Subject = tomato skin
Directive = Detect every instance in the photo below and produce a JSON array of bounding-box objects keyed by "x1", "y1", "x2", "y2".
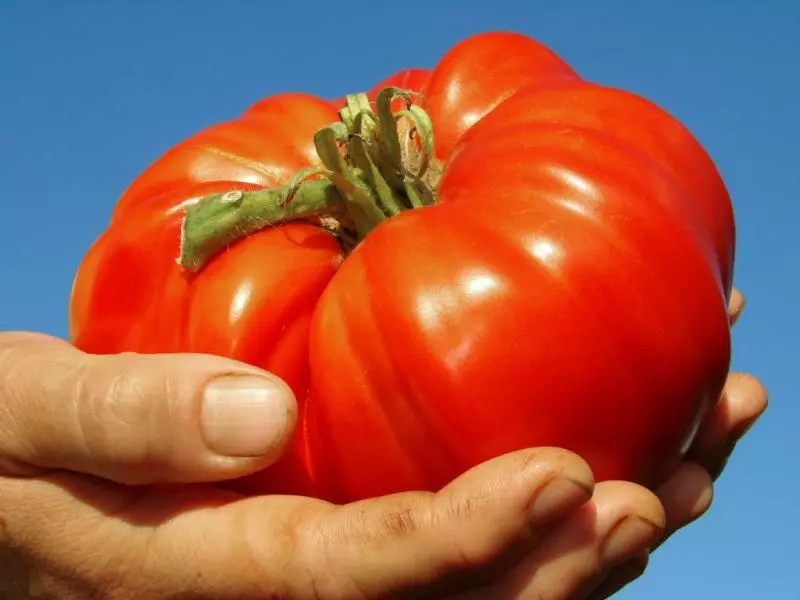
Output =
[
  {"x1": 302, "y1": 124, "x2": 730, "y2": 500},
  {"x1": 69, "y1": 31, "x2": 734, "y2": 503}
]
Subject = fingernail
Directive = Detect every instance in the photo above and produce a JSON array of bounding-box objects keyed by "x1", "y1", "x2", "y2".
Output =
[
  {"x1": 602, "y1": 516, "x2": 663, "y2": 567},
  {"x1": 530, "y1": 477, "x2": 593, "y2": 524},
  {"x1": 201, "y1": 375, "x2": 289, "y2": 457}
]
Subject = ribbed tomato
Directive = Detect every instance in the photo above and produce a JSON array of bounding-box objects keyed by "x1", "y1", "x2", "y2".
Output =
[{"x1": 69, "y1": 31, "x2": 734, "y2": 503}]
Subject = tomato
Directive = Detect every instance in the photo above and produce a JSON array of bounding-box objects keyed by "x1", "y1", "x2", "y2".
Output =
[{"x1": 69, "y1": 31, "x2": 734, "y2": 503}]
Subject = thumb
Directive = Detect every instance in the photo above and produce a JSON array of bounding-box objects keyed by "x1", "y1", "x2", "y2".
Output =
[{"x1": 0, "y1": 332, "x2": 297, "y2": 485}]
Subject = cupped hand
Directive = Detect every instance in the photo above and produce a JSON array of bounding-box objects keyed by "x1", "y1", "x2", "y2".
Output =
[
  {"x1": 0, "y1": 333, "x2": 667, "y2": 599},
  {"x1": 589, "y1": 288, "x2": 769, "y2": 599}
]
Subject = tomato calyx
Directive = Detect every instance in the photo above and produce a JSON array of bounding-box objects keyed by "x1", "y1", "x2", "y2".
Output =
[{"x1": 177, "y1": 87, "x2": 440, "y2": 273}]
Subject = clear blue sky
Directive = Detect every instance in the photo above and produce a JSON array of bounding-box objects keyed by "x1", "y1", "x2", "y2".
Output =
[{"x1": 1, "y1": 1, "x2": 797, "y2": 597}]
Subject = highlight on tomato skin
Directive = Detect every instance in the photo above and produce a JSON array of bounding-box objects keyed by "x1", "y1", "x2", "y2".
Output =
[{"x1": 68, "y1": 30, "x2": 735, "y2": 504}]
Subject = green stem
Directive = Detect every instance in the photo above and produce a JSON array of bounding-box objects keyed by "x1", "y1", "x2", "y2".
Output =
[
  {"x1": 340, "y1": 93, "x2": 373, "y2": 134},
  {"x1": 348, "y1": 112, "x2": 407, "y2": 216},
  {"x1": 312, "y1": 123, "x2": 349, "y2": 176},
  {"x1": 396, "y1": 104, "x2": 434, "y2": 181},
  {"x1": 178, "y1": 179, "x2": 340, "y2": 272},
  {"x1": 178, "y1": 86, "x2": 442, "y2": 272},
  {"x1": 404, "y1": 180, "x2": 426, "y2": 209},
  {"x1": 313, "y1": 125, "x2": 396, "y2": 235},
  {"x1": 375, "y1": 87, "x2": 408, "y2": 175}
]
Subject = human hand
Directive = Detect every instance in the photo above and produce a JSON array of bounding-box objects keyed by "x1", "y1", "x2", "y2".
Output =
[
  {"x1": 589, "y1": 288, "x2": 769, "y2": 598},
  {"x1": 0, "y1": 332, "x2": 667, "y2": 599}
]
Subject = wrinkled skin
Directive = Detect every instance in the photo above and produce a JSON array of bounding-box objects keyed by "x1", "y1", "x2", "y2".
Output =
[{"x1": 70, "y1": 31, "x2": 736, "y2": 503}]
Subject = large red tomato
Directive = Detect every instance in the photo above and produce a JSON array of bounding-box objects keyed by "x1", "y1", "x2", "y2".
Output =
[{"x1": 69, "y1": 31, "x2": 735, "y2": 503}]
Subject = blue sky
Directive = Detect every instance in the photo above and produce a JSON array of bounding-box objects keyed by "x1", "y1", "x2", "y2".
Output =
[{"x1": 1, "y1": 1, "x2": 797, "y2": 597}]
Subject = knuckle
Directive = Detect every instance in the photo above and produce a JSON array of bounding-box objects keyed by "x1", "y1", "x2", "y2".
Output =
[
  {"x1": 296, "y1": 500, "x2": 429, "y2": 599},
  {"x1": 341, "y1": 495, "x2": 431, "y2": 546},
  {"x1": 76, "y1": 354, "x2": 168, "y2": 477},
  {"x1": 439, "y1": 489, "x2": 486, "y2": 525},
  {"x1": 376, "y1": 507, "x2": 420, "y2": 538}
]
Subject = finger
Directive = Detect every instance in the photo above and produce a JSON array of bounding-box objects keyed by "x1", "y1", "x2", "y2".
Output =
[
  {"x1": 166, "y1": 448, "x2": 596, "y2": 598},
  {"x1": 306, "y1": 448, "x2": 596, "y2": 598},
  {"x1": 0, "y1": 448, "x2": 595, "y2": 599},
  {"x1": 495, "y1": 480, "x2": 665, "y2": 600},
  {"x1": 728, "y1": 288, "x2": 745, "y2": 325},
  {"x1": 656, "y1": 461, "x2": 713, "y2": 535},
  {"x1": 687, "y1": 372, "x2": 768, "y2": 479},
  {"x1": 0, "y1": 332, "x2": 296, "y2": 485},
  {"x1": 588, "y1": 465, "x2": 710, "y2": 599},
  {"x1": 644, "y1": 462, "x2": 713, "y2": 558},
  {"x1": 585, "y1": 551, "x2": 649, "y2": 600}
]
